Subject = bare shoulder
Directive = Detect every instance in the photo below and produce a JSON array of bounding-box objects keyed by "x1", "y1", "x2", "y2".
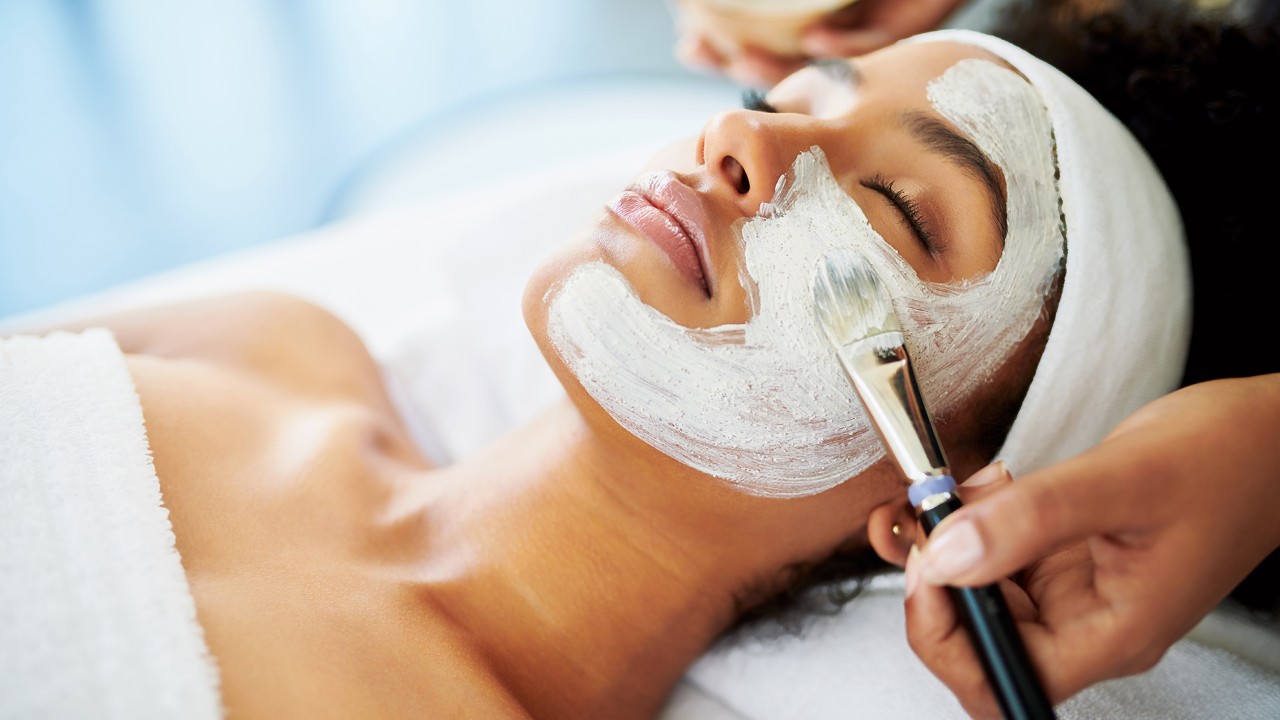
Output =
[
  {"x1": 160, "y1": 290, "x2": 390, "y2": 404},
  {"x1": 27, "y1": 289, "x2": 387, "y2": 405}
]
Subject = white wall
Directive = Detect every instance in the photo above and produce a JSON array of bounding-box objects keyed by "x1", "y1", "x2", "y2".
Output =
[{"x1": 0, "y1": 0, "x2": 688, "y2": 316}]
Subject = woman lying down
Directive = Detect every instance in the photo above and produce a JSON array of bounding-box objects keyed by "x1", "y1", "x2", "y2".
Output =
[{"x1": 1, "y1": 30, "x2": 1189, "y2": 720}]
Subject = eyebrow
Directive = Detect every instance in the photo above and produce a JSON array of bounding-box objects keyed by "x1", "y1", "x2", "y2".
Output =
[{"x1": 899, "y1": 110, "x2": 1008, "y2": 246}]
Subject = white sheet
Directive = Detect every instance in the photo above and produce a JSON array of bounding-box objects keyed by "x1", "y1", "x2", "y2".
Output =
[{"x1": 2, "y1": 138, "x2": 1277, "y2": 720}]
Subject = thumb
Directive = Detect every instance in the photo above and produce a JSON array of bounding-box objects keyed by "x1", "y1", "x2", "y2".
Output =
[{"x1": 918, "y1": 447, "x2": 1146, "y2": 587}]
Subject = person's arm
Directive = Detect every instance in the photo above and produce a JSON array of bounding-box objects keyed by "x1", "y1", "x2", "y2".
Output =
[
  {"x1": 899, "y1": 374, "x2": 1280, "y2": 718},
  {"x1": 672, "y1": 0, "x2": 968, "y2": 87}
]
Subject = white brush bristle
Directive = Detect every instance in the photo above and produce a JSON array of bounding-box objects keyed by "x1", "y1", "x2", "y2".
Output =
[{"x1": 811, "y1": 251, "x2": 900, "y2": 347}]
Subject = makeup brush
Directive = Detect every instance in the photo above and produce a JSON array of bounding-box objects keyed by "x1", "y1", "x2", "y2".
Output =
[{"x1": 811, "y1": 249, "x2": 1057, "y2": 720}]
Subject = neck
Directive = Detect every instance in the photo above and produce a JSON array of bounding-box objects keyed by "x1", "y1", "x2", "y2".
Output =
[{"x1": 394, "y1": 397, "x2": 840, "y2": 719}]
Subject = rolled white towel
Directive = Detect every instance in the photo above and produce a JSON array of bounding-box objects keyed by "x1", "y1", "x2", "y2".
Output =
[{"x1": 0, "y1": 329, "x2": 223, "y2": 720}]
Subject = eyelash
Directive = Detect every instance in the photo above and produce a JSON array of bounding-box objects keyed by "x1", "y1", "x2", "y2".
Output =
[
  {"x1": 740, "y1": 92, "x2": 935, "y2": 254},
  {"x1": 862, "y1": 174, "x2": 938, "y2": 254},
  {"x1": 741, "y1": 89, "x2": 779, "y2": 114}
]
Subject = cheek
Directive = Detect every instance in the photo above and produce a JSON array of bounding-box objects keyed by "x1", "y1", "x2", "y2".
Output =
[
  {"x1": 546, "y1": 259, "x2": 883, "y2": 497},
  {"x1": 541, "y1": 149, "x2": 899, "y2": 498}
]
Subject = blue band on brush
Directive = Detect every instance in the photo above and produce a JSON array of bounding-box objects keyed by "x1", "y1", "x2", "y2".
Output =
[{"x1": 908, "y1": 475, "x2": 957, "y2": 507}]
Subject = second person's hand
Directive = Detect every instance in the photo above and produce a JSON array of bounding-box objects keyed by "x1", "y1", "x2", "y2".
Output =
[
  {"x1": 903, "y1": 374, "x2": 1280, "y2": 718},
  {"x1": 673, "y1": 0, "x2": 969, "y2": 88}
]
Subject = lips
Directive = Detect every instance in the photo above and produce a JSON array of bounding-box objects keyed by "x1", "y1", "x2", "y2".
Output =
[{"x1": 607, "y1": 173, "x2": 713, "y2": 296}]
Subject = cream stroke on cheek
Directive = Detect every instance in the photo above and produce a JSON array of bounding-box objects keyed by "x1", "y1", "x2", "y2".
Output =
[{"x1": 546, "y1": 59, "x2": 1063, "y2": 497}]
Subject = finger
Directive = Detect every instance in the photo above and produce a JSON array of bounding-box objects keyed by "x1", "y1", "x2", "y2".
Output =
[
  {"x1": 857, "y1": 0, "x2": 966, "y2": 37},
  {"x1": 986, "y1": 537, "x2": 1172, "y2": 703},
  {"x1": 994, "y1": 575, "x2": 1038, "y2": 624},
  {"x1": 675, "y1": 34, "x2": 727, "y2": 73},
  {"x1": 954, "y1": 461, "x2": 1013, "y2": 505},
  {"x1": 903, "y1": 547, "x2": 1004, "y2": 719},
  {"x1": 724, "y1": 45, "x2": 804, "y2": 88},
  {"x1": 801, "y1": 26, "x2": 892, "y2": 58},
  {"x1": 1008, "y1": 595, "x2": 1168, "y2": 706},
  {"x1": 801, "y1": 0, "x2": 964, "y2": 57},
  {"x1": 919, "y1": 444, "x2": 1153, "y2": 588}
]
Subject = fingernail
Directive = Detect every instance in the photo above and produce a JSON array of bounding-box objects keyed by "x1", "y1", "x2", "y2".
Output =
[
  {"x1": 904, "y1": 545, "x2": 921, "y2": 598},
  {"x1": 962, "y1": 461, "x2": 1008, "y2": 487},
  {"x1": 921, "y1": 520, "x2": 984, "y2": 585}
]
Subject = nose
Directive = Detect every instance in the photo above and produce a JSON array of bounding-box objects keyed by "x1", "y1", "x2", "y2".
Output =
[{"x1": 697, "y1": 109, "x2": 813, "y2": 217}]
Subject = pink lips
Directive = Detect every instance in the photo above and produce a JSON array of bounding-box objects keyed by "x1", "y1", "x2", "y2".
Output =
[{"x1": 607, "y1": 173, "x2": 713, "y2": 296}]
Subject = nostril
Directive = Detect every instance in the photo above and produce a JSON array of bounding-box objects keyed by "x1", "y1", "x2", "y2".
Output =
[{"x1": 721, "y1": 156, "x2": 750, "y2": 195}]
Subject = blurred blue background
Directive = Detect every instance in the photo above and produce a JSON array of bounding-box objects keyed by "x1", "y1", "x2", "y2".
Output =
[{"x1": 0, "y1": 0, "x2": 691, "y2": 317}]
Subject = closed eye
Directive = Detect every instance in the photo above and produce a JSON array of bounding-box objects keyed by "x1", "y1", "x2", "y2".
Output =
[
  {"x1": 862, "y1": 174, "x2": 938, "y2": 254},
  {"x1": 742, "y1": 88, "x2": 936, "y2": 255}
]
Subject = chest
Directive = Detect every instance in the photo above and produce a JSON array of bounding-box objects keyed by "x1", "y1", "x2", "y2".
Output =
[
  {"x1": 121, "y1": 355, "x2": 526, "y2": 717},
  {"x1": 124, "y1": 355, "x2": 390, "y2": 708},
  {"x1": 127, "y1": 353, "x2": 397, "y2": 571}
]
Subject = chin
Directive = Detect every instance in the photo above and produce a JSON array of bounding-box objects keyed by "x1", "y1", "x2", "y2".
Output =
[
  {"x1": 520, "y1": 254, "x2": 631, "y2": 446},
  {"x1": 521, "y1": 235, "x2": 598, "y2": 387},
  {"x1": 523, "y1": 240, "x2": 588, "y2": 344}
]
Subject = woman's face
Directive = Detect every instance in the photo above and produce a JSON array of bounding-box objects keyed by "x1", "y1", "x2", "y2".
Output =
[{"x1": 523, "y1": 40, "x2": 1061, "y2": 497}]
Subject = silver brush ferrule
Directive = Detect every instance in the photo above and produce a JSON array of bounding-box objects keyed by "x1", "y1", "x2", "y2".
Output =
[{"x1": 834, "y1": 331, "x2": 951, "y2": 488}]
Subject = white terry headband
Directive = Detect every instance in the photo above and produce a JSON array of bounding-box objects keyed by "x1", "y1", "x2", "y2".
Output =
[{"x1": 909, "y1": 30, "x2": 1192, "y2": 475}]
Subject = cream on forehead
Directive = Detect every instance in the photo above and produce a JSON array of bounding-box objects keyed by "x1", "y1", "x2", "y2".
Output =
[{"x1": 547, "y1": 59, "x2": 1062, "y2": 497}]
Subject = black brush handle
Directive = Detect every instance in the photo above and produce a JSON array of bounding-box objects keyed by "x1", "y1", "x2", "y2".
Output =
[{"x1": 919, "y1": 494, "x2": 1057, "y2": 720}]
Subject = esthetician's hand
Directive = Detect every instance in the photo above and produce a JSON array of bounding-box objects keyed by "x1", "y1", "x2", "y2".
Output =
[
  {"x1": 902, "y1": 374, "x2": 1280, "y2": 719},
  {"x1": 673, "y1": 0, "x2": 969, "y2": 88}
]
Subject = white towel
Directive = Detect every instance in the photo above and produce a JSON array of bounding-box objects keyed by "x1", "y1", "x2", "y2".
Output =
[
  {"x1": 673, "y1": 573, "x2": 1280, "y2": 719},
  {"x1": 0, "y1": 329, "x2": 222, "y2": 720}
]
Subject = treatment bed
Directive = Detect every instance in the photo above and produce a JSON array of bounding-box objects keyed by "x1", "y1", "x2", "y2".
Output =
[{"x1": 3, "y1": 74, "x2": 1277, "y2": 720}]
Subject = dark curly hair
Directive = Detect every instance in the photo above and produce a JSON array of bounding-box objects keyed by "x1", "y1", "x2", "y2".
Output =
[
  {"x1": 731, "y1": 0, "x2": 1280, "y2": 635},
  {"x1": 988, "y1": 0, "x2": 1280, "y2": 617},
  {"x1": 991, "y1": 0, "x2": 1279, "y2": 388}
]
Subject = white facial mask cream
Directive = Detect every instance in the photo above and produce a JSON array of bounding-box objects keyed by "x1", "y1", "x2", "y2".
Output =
[{"x1": 547, "y1": 59, "x2": 1062, "y2": 497}]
